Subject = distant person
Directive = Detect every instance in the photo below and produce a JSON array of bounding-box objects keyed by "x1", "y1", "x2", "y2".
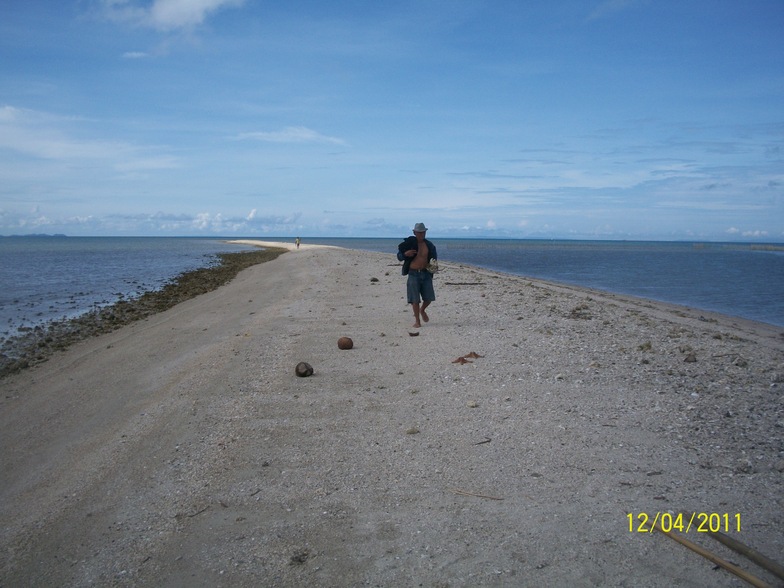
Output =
[
  {"x1": 398, "y1": 223, "x2": 437, "y2": 328},
  {"x1": 295, "y1": 237, "x2": 301, "y2": 249}
]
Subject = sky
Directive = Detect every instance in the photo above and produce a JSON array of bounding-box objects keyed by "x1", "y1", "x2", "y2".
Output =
[{"x1": 1, "y1": 0, "x2": 783, "y2": 240}]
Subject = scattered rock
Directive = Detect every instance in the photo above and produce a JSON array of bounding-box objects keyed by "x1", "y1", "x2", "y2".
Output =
[
  {"x1": 406, "y1": 427, "x2": 420, "y2": 435},
  {"x1": 338, "y1": 337, "x2": 353, "y2": 350},
  {"x1": 295, "y1": 362, "x2": 314, "y2": 377},
  {"x1": 289, "y1": 549, "x2": 310, "y2": 565},
  {"x1": 569, "y1": 304, "x2": 592, "y2": 319},
  {"x1": 684, "y1": 353, "x2": 697, "y2": 363},
  {"x1": 452, "y1": 351, "x2": 482, "y2": 364}
]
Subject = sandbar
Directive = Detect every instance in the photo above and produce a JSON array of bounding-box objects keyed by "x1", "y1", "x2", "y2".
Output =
[{"x1": 1, "y1": 246, "x2": 782, "y2": 587}]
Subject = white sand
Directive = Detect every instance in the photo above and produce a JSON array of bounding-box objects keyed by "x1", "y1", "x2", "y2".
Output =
[{"x1": 1, "y1": 245, "x2": 782, "y2": 587}]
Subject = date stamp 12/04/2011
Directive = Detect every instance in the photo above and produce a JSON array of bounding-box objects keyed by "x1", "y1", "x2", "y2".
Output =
[{"x1": 628, "y1": 512, "x2": 741, "y2": 534}]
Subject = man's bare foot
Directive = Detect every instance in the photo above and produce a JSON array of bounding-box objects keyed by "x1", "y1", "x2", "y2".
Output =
[
  {"x1": 413, "y1": 322, "x2": 421, "y2": 328},
  {"x1": 421, "y1": 309, "x2": 429, "y2": 323}
]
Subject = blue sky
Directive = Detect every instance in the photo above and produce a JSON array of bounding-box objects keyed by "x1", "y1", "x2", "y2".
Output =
[{"x1": 1, "y1": 0, "x2": 782, "y2": 240}]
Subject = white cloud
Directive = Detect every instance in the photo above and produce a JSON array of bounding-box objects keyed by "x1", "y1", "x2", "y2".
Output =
[
  {"x1": 0, "y1": 105, "x2": 181, "y2": 176},
  {"x1": 235, "y1": 126, "x2": 347, "y2": 146},
  {"x1": 0, "y1": 105, "x2": 22, "y2": 122},
  {"x1": 101, "y1": 0, "x2": 245, "y2": 32},
  {"x1": 149, "y1": 0, "x2": 245, "y2": 30},
  {"x1": 0, "y1": 122, "x2": 126, "y2": 160}
]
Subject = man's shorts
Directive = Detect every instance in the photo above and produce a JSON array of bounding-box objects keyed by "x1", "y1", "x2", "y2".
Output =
[{"x1": 407, "y1": 269, "x2": 435, "y2": 304}]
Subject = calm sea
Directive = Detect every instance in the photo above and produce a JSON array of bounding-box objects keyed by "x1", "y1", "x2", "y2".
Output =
[
  {"x1": 0, "y1": 237, "x2": 258, "y2": 340},
  {"x1": 1, "y1": 237, "x2": 783, "y2": 342}
]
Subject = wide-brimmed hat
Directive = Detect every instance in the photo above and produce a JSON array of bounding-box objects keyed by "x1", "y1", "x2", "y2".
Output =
[{"x1": 413, "y1": 222, "x2": 428, "y2": 232}]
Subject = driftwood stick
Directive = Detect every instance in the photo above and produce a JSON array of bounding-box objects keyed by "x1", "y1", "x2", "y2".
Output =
[
  {"x1": 449, "y1": 487, "x2": 504, "y2": 501},
  {"x1": 679, "y1": 511, "x2": 784, "y2": 581},
  {"x1": 706, "y1": 529, "x2": 784, "y2": 581},
  {"x1": 654, "y1": 522, "x2": 771, "y2": 588},
  {"x1": 186, "y1": 505, "x2": 210, "y2": 518}
]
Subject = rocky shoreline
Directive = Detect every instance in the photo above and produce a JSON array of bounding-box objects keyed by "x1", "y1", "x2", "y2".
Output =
[{"x1": 0, "y1": 247, "x2": 286, "y2": 378}]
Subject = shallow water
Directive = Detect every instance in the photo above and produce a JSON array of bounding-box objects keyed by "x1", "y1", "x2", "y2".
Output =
[{"x1": 0, "y1": 237, "x2": 257, "y2": 339}]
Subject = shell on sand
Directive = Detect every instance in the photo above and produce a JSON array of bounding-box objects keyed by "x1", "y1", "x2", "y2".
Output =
[{"x1": 338, "y1": 337, "x2": 354, "y2": 350}]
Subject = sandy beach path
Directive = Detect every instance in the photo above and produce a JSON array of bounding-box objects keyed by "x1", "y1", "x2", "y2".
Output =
[{"x1": 1, "y1": 246, "x2": 782, "y2": 587}]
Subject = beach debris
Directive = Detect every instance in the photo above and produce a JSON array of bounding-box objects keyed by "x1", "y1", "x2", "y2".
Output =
[
  {"x1": 689, "y1": 513, "x2": 784, "y2": 582},
  {"x1": 295, "y1": 362, "x2": 314, "y2": 377},
  {"x1": 569, "y1": 304, "x2": 592, "y2": 320},
  {"x1": 289, "y1": 549, "x2": 310, "y2": 565},
  {"x1": 370, "y1": 277, "x2": 379, "y2": 282},
  {"x1": 448, "y1": 487, "x2": 504, "y2": 500},
  {"x1": 444, "y1": 281, "x2": 484, "y2": 286},
  {"x1": 406, "y1": 427, "x2": 420, "y2": 435},
  {"x1": 337, "y1": 336, "x2": 353, "y2": 350},
  {"x1": 452, "y1": 351, "x2": 483, "y2": 364},
  {"x1": 473, "y1": 436, "x2": 492, "y2": 445},
  {"x1": 408, "y1": 331, "x2": 419, "y2": 337},
  {"x1": 684, "y1": 352, "x2": 697, "y2": 363},
  {"x1": 652, "y1": 518, "x2": 773, "y2": 588},
  {"x1": 175, "y1": 505, "x2": 210, "y2": 519},
  {"x1": 467, "y1": 400, "x2": 479, "y2": 408}
]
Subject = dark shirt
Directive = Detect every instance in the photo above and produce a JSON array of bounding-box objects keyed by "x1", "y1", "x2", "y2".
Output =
[{"x1": 397, "y1": 236, "x2": 437, "y2": 275}]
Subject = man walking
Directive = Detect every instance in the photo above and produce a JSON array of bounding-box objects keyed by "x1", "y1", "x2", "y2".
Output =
[{"x1": 398, "y1": 223, "x2": 438, "y2": 328}]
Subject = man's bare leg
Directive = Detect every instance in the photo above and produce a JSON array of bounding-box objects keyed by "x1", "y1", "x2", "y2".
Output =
[
  {"x1": 412, "y1": 303, "x2": 422, "y2": 328},
  {"x1": 420, "y1": 300, "x2": 430, "y2": 323}
]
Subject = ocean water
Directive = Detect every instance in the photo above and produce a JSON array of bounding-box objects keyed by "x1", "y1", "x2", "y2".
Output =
[
  {"x1": 1, "y1": 237, "x2": 783, "y2": 342},
  {"x1": 0, "y1": 237, "x2": 258, "y2": 340}
]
